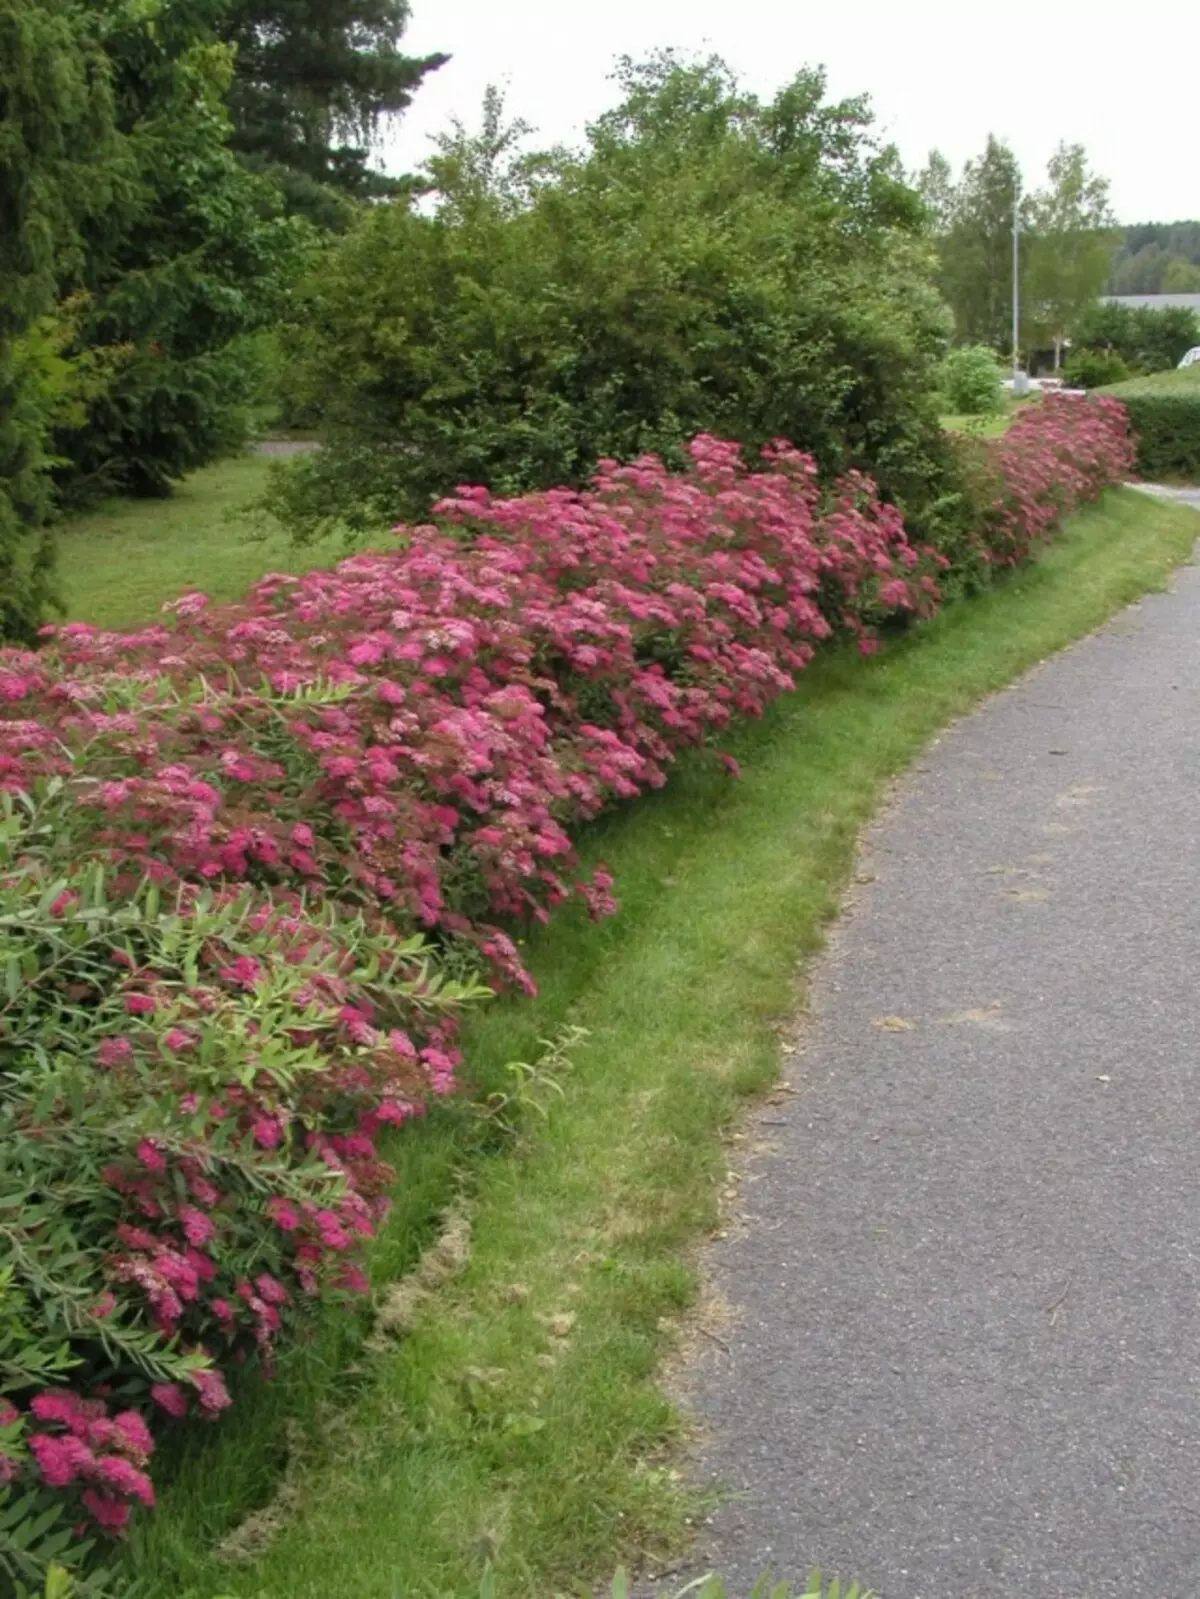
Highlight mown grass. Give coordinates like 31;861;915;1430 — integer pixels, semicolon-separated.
939;409;1013;437
54;454;351;631
103;486;1199;1599
1102;362;1200;398
940;391;1043;438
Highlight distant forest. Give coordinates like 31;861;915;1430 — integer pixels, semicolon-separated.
1109;223;1200;294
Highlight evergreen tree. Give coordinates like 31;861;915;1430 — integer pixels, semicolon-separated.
216;0;447;206
0;0;121;640
54;4;308;502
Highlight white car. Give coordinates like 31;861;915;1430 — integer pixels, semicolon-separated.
1179;347;1200;369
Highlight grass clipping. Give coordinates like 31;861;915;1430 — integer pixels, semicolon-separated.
368;1203;473;1349
213;1204;473;1566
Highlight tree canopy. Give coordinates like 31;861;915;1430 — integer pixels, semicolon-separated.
217;0;447;205
0;0;122;639
1110;222;1200;294
918;137;1117;366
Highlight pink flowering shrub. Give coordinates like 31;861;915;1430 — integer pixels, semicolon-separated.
0;417;1132;1580
0;436;940;993
970;393;1136;568
0;791;485;1586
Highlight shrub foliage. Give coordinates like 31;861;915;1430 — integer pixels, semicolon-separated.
1100;369;1200;480
265;57;959;542
940;345;1003;415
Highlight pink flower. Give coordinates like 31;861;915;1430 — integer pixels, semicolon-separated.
190;1368;232;1416
49;889;78;916
219;955;262;990
178;1206;215;1246
251;1114;282;1149
124;992;156;1015
92;1291;117;1320
116;1223;158;1252
81;1488;132;1534
98;1036;134;1068
163;1027;194;1052
188;1174;220;1205
374;1099;413;1126
112;1411;154;1461
718;753;742;779
92;1454;155;1506
312;1210;351;1250
150;1383;189;1419
29;1432;94;1487
136;1139;167;1173
254;1273;288;1306
30;1392;82;1426
266;1197;301;1231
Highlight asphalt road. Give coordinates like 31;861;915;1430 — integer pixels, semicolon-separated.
673;511;1200;1598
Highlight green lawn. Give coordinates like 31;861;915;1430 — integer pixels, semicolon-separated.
940;409;1012;437
54;454;351;631
1102;362;1200;398
941;391;1041;438
107;487;1200;1599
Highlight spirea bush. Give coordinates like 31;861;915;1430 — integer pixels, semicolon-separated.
0;410;1133;1581
943;393;1135;584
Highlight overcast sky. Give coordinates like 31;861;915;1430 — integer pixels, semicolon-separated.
385;0;1199;223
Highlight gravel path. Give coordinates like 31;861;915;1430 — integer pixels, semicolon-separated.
254;438;320;458
673;508;1200;1598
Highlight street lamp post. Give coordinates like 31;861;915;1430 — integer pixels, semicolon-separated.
1012;183;1028;395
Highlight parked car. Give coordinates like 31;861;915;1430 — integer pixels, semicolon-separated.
1179;347;1200;369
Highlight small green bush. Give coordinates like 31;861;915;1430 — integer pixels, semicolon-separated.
1102;366;1200;478
940;344;1003;415
1062;348;1130;390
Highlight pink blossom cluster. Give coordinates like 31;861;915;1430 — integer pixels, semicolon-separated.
0;861;467;1544
1;436;939;992
0;1392;154;1536
974;393;1135;566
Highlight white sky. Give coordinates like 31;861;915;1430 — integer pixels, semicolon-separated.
385;0;1200;223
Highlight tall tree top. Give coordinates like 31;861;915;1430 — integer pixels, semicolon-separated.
216;0;447;198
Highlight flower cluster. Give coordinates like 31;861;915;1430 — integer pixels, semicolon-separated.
0;812;484;1561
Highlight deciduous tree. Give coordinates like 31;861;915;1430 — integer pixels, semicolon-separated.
1024;143;1118;369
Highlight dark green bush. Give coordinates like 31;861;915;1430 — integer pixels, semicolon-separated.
0;0;121;642
265;57;959;544
1062;348;1130;389
1102;368;1200;479
1070;301;1199;375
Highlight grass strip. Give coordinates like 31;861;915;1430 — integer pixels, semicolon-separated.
120;487;1197;1599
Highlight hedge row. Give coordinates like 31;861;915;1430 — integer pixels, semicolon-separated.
1102;367;1200;480
0;399;1134;1586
